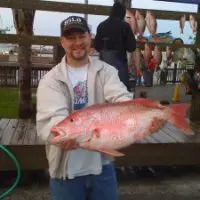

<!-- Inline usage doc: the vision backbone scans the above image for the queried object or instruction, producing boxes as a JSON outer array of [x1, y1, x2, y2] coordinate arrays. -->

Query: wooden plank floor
[[0, 118, 200, 171], [0, 118, 43, 145]]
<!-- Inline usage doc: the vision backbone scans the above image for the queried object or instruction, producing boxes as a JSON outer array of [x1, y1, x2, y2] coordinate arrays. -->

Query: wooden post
[[189, 5, 200, 123], [53, 44, 65, 64], [12, 9, 36, 119], [84, 0, 88, 22], [173, 63, 177, 84], [195, 5, 200, 49], [190, 91, 200, 121]]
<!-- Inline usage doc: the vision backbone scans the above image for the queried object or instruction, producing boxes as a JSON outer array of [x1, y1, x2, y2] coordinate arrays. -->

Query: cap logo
[[61, 16, 90, 35], [64, 17, 82, 26]]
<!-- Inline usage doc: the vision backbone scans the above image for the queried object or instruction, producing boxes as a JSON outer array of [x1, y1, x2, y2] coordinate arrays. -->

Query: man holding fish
[[36, 10, 193, 200], [36, 14, 134, 200]]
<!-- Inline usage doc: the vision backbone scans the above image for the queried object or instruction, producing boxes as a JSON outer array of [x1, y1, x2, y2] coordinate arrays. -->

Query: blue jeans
[[50, 163, 118, 200]]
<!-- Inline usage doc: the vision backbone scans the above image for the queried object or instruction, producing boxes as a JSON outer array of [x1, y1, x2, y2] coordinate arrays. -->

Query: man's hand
[[59, 139, 79, 150]]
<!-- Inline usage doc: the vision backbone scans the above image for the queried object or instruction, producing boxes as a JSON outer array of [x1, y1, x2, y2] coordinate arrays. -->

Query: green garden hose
[[0, 144, 21, 200]]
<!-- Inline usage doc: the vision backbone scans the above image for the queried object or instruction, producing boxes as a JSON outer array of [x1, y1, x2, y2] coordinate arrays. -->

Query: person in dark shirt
[[94, 2, 136, 91]]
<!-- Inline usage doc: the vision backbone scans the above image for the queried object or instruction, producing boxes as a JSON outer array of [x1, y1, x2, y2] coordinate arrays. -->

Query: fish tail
[[167, 103, 193, 135]]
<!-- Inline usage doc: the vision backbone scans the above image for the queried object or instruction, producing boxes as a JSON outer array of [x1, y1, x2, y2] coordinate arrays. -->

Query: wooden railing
[[0, 63, 52, 88], [0, 62, 188, 88]]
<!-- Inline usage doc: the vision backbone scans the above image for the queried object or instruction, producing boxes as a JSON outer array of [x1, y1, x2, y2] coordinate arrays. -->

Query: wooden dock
[[0, 118, 200, 171]]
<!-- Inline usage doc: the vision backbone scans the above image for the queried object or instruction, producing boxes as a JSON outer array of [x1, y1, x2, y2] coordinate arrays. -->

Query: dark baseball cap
[[60, 16, 90, 36]]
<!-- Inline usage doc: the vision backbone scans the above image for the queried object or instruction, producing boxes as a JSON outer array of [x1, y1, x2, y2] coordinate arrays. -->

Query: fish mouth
[[50, 127, 59, 136], [50, 127, 62, 140], [50, 126, 67, 136], [50, 130, 69, 145], [49, 128, 62, 145]]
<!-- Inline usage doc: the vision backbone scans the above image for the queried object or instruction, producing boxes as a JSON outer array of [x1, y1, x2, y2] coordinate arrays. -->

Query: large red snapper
[[50, 98, 193, 157]]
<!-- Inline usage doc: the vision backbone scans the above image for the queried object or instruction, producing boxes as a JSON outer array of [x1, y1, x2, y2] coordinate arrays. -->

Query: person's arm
[[124, 23, 136, 53], [101, 63, 133, 102], [36, 79, 69, 143]]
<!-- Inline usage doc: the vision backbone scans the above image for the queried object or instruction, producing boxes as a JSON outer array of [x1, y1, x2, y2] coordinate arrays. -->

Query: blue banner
[[154, 0, 200, 4]]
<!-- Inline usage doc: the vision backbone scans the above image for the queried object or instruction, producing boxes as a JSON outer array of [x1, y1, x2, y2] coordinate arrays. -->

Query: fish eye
[[70, 118, 74, 122]]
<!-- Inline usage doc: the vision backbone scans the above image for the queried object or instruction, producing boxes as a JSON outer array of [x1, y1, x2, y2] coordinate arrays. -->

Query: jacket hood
[[109, 2, 126, 20]]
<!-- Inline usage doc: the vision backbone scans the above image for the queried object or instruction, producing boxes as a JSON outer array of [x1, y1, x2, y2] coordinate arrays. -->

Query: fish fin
[[134, 98, 165, 109], [168, 103, 193, 135], [80, 143, 125, 157], [97, 148, 125, 157]]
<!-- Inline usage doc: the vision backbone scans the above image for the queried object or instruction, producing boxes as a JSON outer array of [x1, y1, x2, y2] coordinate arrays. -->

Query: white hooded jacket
[[36, 55, 133, 179]]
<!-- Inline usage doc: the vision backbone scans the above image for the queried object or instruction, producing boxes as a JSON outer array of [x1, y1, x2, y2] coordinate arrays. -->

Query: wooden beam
[[0, 34, 196, 51], [116, 143, 200, 166], [136, 42, 196, 51], [0, 145, 47, 171], [0, 62, 53, 69], [1, 143, 200, 171], [0, 34, 59, 45], [0, 0, 199, 20], [195, 5, 200, 47], [155, 0, 199, 4], [0, 0, 110, 16]]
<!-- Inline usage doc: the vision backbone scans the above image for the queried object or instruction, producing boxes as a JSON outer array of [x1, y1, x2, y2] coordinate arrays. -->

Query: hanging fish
[[145, 11, 151, 33], [144, 43, 152, 66], [132, 47, 141, 70], [179, 14, 186, 34], [127, 52, 133, 68], [153, 45, 162, 68], [145, 11, 158, 40], [166, 46, 173, 66], [189, 14, 197, 33], [135, 10, 146, 41], [125, 9, 138, 35]]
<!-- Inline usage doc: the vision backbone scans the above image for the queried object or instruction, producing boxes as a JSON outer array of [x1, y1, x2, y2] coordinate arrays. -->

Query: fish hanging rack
[[0, 0, 199, 50], [1, 0, 200, 21]]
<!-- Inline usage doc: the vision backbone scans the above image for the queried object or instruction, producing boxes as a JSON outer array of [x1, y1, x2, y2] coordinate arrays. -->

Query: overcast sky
[[0, 0, 198, 44]]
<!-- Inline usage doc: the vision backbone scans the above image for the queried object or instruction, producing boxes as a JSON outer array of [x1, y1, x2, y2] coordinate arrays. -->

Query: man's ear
[[60, 36, 65, 49], [88, 33, 92, 47]]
